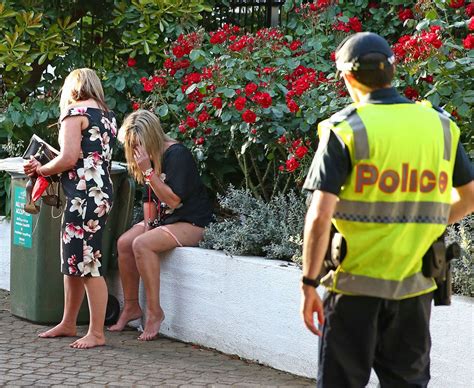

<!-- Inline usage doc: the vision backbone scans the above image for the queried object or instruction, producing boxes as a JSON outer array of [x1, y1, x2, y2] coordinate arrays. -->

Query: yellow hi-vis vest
[[319, 101, 459, 300]]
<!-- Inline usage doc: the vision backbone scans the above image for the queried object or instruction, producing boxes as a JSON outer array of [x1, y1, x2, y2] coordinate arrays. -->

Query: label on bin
[[13, 187, 32, 248]]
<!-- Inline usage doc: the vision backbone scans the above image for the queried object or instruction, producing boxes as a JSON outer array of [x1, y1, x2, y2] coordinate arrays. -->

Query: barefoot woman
[[24, 68, 117, 348], [109, 110, 212, 340]]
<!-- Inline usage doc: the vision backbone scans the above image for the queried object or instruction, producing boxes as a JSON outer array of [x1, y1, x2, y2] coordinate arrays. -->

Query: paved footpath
[[0, 289, 314, 387]]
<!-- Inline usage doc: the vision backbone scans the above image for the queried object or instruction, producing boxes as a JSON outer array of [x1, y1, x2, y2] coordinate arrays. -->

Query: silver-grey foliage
[[446, 215, 473, 297], [201, 186, 306, 263]]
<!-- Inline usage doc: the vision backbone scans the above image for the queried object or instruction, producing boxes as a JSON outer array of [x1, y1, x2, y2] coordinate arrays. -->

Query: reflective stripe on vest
[[334, 200, 450, 224], [344, 110, 452, 162], [346, 112, 369, 160], [331, 271, 436, 300], [438, 113, 452, 161]]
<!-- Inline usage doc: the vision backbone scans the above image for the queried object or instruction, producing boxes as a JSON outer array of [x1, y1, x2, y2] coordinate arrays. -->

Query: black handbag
[[22, 135, 62, 213]]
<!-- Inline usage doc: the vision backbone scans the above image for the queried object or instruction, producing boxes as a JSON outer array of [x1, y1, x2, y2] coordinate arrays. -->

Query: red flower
[[295, 145, 309, 159], [467, 3, 474, 17], [194, 137, 205, 145], [463, 34, 474, 49], [278, 165, 285, 172], [291, 139, 302, 149], [175, 59, 190, 69], [178, 124, 187, 134], [164, 58, 174, 69], [421, 75, 434, 84], [127, 57, 137, 67], [404, 86, 419, 100], [469, 17, 474, 31], [210, 31, 227, 44], [286, 98, 300, 113], [242, 109, 257, 124], [253, 92, 272, 108], [198, 111, 210, 123], [262, 67, 276, 74], [212, 97, 223, 109], [330, 51, 336, 62], [349, 17, 362, 32], [278, 135, 287, 144], [398, 8, 414, 22], [186, 102, 196, 113], [289, 40, 302, 51], [152, 76, 167, 88], [186, 116, 198, 128], [234, 96, 247, 111], [451, 110, 461, 121], [245, 82, 258, 95], [172, 45, 186, 59], [250, 128, 257, 135], [448, 0, 464, 8], [286, 157, 300, 173], [204, 127, 212, 135], [143, 80, 154, 92], [132, 102, 140, 111]]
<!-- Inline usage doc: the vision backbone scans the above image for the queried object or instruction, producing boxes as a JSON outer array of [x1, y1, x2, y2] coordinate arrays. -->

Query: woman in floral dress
[[24, 68, 117, 349]]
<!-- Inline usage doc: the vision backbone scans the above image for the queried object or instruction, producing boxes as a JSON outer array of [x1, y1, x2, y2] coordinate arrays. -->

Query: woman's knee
[[117, 232, 135, 256], [132, 235, 149, 258]]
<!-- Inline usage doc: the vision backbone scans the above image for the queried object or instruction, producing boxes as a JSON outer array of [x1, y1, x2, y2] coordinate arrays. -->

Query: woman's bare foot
[[38, 323, 76, 338], [138, 310, 165, 341], [108, 305, 143, 331], [70, 332, 105, 349]]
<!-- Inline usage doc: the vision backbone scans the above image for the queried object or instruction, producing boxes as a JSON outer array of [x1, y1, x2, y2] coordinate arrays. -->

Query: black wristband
[[302, 275, 320, 288]]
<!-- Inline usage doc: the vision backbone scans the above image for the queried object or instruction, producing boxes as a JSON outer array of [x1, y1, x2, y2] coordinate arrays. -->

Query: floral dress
[[59, 107, 117, 277]]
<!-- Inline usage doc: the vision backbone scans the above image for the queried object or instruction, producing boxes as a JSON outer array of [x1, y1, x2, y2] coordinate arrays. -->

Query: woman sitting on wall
[[109, 110, 213, 340]]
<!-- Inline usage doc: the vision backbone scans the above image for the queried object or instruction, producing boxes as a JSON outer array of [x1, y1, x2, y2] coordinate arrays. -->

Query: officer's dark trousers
[[317, 292, 433, 388]]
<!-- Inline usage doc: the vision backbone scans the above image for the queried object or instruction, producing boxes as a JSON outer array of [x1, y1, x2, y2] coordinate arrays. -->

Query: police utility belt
[[314, 228, 459, 306]]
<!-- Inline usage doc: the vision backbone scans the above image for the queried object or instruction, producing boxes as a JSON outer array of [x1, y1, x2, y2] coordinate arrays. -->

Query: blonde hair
[[118, 110, 173, 184], [59, 68, 108, 116]]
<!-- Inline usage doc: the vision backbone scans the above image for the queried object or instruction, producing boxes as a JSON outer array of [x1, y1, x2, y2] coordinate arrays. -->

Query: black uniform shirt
[[303, 87, 474, 195]]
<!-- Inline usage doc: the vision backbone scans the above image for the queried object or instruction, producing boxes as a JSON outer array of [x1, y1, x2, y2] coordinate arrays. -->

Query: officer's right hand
[[300, 286, 325, 336]]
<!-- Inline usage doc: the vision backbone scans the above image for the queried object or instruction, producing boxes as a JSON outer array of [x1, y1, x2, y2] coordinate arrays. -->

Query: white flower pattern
[[61, 107, 117, 278]]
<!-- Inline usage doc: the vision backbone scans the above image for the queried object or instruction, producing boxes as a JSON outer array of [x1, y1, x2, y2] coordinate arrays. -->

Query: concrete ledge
[[109, 247, 473, 384], [110, 247, 320, 378]]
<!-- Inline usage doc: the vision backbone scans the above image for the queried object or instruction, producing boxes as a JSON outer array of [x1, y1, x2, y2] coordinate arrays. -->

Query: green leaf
[[223, 88, 236, 98], [38, 111, 49, 123], [155, 104, 169, 117], [189, 49, 201, 61], [221, 111, 232, 122], [185, 84, 198, 94], [244, 71, 257, 81], [115, 77, 126, 91], [444, 62, 456, 70], [106, 97, 117, 110]]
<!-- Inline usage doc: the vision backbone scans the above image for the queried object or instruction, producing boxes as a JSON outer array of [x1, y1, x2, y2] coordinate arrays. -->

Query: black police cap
[[335, 32, 395, 73]]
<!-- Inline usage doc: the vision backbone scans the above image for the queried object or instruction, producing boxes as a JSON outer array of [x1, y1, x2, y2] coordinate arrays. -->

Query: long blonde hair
[[118, 110, 173, 184], [59, 68, 108, 116]]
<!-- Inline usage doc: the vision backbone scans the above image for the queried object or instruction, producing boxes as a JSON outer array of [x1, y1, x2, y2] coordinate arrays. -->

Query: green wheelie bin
[[5, 160, 134, 324]]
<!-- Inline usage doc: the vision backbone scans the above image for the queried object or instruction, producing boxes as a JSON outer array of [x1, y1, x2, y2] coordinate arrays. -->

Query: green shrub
[[201, 186, 306, 262], [446, 215, 473, 297]]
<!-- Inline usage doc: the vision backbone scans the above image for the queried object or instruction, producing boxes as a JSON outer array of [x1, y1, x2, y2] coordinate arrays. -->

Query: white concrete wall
[[133, 248, 320, 378], [0, 218, 10, 291], [108, 247, 473, 385]]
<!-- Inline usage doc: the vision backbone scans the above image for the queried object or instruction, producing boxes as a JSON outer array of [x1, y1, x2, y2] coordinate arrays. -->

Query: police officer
[[300, 32, 474, 388]]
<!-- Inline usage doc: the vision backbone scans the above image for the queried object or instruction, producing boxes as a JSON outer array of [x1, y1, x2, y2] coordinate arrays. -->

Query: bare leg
[[108, 224, 145, 331], [70, 276, 107, 349], [133, 223, 204, 341], [39, 275, 84, 338]]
